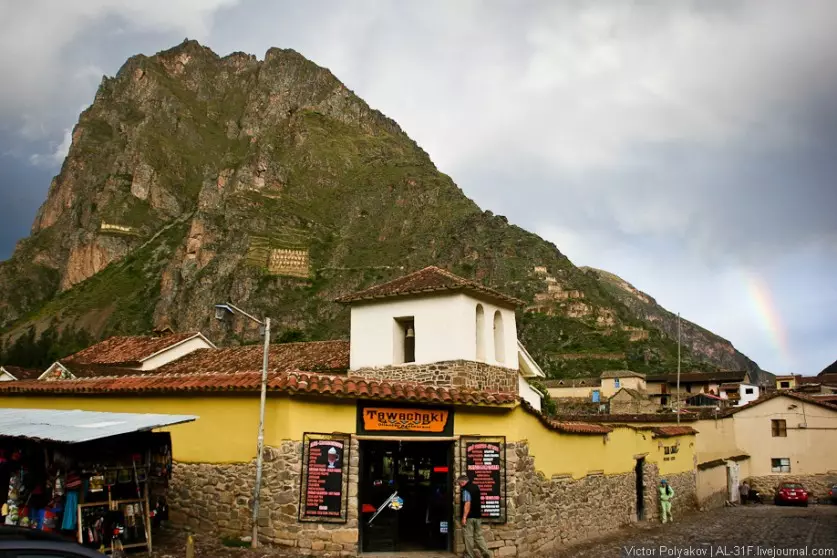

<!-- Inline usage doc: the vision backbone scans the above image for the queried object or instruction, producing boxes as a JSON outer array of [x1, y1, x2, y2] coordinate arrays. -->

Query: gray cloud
[[0, 0, 835, 373]]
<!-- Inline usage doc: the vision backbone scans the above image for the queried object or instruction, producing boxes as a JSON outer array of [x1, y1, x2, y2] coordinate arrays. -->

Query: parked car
[[774, 482, 809, 506], [830, 485, 837, 504], [0, 526, 104, 558]]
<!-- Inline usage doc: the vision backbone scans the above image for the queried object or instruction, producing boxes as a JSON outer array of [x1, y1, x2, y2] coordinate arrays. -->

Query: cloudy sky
[[1, 0, 835, 374]]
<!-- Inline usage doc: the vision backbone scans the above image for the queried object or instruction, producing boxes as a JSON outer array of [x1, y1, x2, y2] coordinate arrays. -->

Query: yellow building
[[775, 374, 799, 390], [0, 267, 698, 557]]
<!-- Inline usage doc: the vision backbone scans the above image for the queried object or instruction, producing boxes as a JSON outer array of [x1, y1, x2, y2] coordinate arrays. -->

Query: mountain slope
[[0, 40, 767, 381]]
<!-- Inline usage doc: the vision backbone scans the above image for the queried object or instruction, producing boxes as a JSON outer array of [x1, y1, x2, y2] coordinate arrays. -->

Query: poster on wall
[[460, 436, 506, 523], [299, 433, 351, 523]]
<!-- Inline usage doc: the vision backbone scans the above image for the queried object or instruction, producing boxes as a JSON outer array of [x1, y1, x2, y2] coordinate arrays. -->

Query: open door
[[635, 457, 645, 521]]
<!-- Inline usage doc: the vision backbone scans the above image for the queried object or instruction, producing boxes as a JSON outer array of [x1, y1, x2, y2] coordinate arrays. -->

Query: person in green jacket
[[659, 479, 675, 523]]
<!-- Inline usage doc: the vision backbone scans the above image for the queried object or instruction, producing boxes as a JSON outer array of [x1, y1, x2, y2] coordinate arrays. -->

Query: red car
[[774, 482, 809, 506]]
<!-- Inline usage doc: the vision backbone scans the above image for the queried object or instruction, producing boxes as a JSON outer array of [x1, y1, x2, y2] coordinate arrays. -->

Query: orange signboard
[[362, 408, 450, 433]]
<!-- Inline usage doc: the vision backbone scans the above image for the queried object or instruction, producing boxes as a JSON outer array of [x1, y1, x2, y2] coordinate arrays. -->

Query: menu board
[[301, 437, 346, 521], [464, 440, 503, 520]]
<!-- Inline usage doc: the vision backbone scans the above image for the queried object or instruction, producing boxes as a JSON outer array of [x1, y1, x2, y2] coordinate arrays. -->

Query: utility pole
[[214, 303, 270, 548], [676, 312, 681, 425]]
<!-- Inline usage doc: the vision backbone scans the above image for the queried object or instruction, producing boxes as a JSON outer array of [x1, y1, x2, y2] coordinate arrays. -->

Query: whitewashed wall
[[140, 336, 214, 370], [349, 293, 518, 370]]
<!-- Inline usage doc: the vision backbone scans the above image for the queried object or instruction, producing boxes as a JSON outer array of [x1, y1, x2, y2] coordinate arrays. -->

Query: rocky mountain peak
[[0, 41, 769, 382]]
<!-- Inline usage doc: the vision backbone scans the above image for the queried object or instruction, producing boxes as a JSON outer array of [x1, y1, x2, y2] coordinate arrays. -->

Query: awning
[[0, 408, 198, 443]]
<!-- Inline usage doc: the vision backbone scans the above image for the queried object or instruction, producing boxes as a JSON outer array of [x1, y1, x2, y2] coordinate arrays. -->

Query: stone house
[[609, 387, 658, 414], [0, 266, 699, 557]]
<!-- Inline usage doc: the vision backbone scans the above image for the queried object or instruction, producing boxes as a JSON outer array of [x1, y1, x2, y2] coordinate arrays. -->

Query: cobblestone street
[[551, 505, 837, 558]]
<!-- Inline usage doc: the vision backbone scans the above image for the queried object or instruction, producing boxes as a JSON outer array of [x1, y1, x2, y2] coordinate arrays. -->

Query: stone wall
[[168, 439, 698, 557], [353, 360, 517, 393], [169, 438, 360, 557], [450, 444, 697, 557], [747, 473, 837, 502]]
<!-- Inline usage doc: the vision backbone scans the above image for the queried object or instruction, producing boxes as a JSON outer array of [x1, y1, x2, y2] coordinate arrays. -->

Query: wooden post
[[144, 481, 152, 555]]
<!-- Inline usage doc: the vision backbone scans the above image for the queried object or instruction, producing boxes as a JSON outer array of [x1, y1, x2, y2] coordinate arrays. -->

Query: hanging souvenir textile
[[88, 475, 105, 493]]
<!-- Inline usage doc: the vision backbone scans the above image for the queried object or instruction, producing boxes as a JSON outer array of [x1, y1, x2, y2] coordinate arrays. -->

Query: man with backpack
[[457, 474, 490, 558]]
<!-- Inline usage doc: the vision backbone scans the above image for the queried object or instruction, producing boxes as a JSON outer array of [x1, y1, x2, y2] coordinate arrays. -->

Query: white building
[[338, 266, 545, 410]]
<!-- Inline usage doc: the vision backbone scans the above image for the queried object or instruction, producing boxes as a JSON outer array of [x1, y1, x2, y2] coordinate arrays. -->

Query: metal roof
[[0, 408, 198, 443]]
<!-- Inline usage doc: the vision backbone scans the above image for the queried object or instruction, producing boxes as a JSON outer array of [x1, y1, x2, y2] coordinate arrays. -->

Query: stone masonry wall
[[450, 443, 698, 557], [169, 438, 360, 557], [747, 473, 837, 502], [353, 360, 517, 393], [168, 439, 698, 557]]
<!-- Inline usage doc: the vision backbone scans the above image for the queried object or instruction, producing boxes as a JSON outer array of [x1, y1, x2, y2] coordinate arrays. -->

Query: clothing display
[[0, 432, 174, 554]]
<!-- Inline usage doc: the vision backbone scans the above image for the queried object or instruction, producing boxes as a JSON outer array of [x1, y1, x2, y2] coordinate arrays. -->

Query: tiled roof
[[650, 426, 697, 438], [335, 266, 523, 308], [155, 341, 350, 375], [552, 412, 704, 423], [0, 370, 516, 406], [611, 387, 646, 401], [600, 370, 645, 379], [542, 377, 600, 388], [647, 370, 747, 384], [61, 332, 202, 367], [520, 400, 612, 435], [726, 390, 837, 415], [0, 366, 42, 380]]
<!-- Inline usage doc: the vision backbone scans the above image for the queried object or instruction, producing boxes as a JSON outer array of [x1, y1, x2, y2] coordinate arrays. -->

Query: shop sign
[[460, 436, 506, 523], [358, 405, 453, 436], [298, 433, 351, 523]]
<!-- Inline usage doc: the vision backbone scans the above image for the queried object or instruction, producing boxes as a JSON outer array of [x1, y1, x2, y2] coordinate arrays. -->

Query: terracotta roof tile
[[646, 371, 748, 384], [0, 366, 42, 380], [335, 266, 523, 307], [520, 400, 612, 435], [650, 426, 697, 437], [62, 332, 202, 367], [600, 370, 645, 379], [155, 340, 350, 375], [0, 370, 516, 407]]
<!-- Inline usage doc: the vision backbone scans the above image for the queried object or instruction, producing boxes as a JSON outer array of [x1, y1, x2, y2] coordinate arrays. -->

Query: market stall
[[0, 408, 197, 555]]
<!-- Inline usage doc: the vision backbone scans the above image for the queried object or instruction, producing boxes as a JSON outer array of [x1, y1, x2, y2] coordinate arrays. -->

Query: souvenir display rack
[[1, 431, 173, 556]]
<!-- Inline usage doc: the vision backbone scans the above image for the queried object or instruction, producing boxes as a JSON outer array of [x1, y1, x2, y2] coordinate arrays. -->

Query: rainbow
[[741, 270, 792, 370]]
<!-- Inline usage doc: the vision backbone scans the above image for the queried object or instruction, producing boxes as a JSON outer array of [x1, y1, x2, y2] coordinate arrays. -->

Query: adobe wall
[[352, 360, 517, 393], [167, 439, 698, 557]]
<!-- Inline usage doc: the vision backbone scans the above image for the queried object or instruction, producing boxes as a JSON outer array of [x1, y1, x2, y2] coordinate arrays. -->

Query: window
[[393, 317, 415, 364], [661, 396, 669, 406], [771, 419, 787, 437], [771, 458, 791, 473], [614, 378, 621, 388], [493, 311, 505, 363], [780, 381, 790, 389], [475, 304, 486, 361], [745, 388, 754, 395], [592, 390, 600, 403]]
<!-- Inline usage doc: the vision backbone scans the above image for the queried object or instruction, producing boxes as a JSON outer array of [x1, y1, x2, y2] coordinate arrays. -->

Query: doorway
[[635, 457, 645, 521], [359, 440, 453, 553]]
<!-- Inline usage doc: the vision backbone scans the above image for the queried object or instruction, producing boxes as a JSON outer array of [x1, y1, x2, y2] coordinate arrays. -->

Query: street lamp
[[214, 302, 271, 549]]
